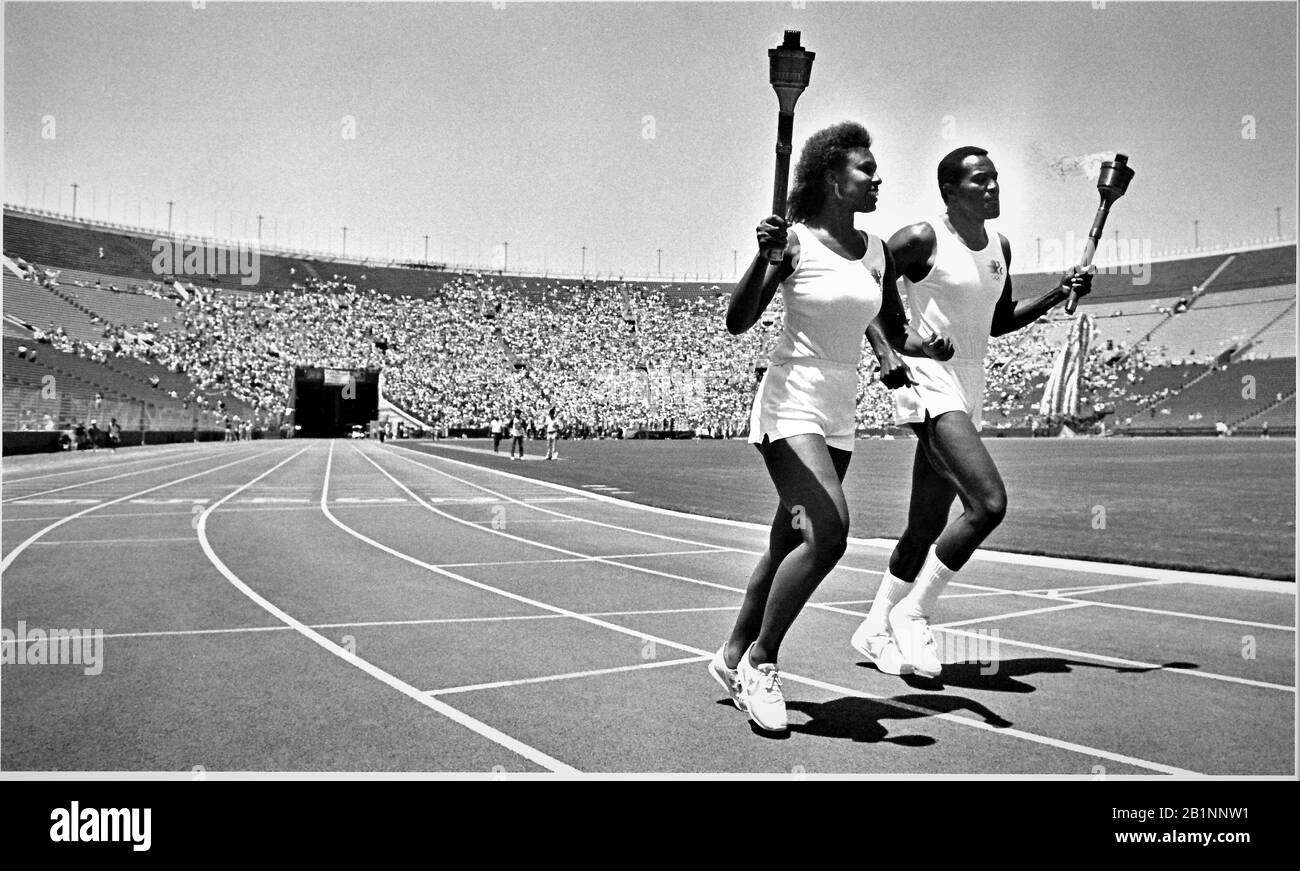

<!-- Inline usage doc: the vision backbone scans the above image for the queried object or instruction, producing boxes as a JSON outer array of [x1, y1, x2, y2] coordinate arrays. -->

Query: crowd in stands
[[8, 249, 1233, 438], [79, 269, 1189, 435]]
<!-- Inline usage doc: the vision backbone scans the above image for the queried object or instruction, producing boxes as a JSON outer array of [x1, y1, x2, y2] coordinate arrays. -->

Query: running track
[[1, 440, 1294, 775]]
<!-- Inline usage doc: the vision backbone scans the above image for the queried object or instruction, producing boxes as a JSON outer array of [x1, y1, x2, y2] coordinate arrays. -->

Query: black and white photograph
[[1, 0, 1296, 807]]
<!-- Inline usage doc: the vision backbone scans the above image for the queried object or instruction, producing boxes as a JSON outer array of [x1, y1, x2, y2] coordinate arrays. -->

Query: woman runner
[[710, 121, 951, 731]]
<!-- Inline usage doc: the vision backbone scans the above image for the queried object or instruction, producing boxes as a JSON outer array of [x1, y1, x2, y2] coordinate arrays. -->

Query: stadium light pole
[[581, 245, 587, 277], [1035, 236, 1041, 267], [1193, 219, 1199, 249], [657, 248, 663, 276], [1276, 206, 1282, 238], [424, 235, 429, 263], [503, 241, 509, 273], [733, 249, 738, 276], [342, 226, 348, 257], [167, 201, 174, 233], [257, 214, 264, 244], [71, 183, 79, 220]]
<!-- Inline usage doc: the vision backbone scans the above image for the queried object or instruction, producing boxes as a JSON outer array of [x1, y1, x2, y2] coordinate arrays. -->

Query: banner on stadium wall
[[1038, 313, 1093, 418]]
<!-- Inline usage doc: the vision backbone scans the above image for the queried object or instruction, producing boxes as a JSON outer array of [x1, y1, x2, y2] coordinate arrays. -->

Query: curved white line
[[2, 448, 254, 504], [195, 441, 574, 774], [367, 444, 1296, 693], [389, 441, 1291, 593], [339, 442, 1200, 776], [0, 442, 209, 484], [381, 444, 1298, 640], [1, 446, 285, 574]]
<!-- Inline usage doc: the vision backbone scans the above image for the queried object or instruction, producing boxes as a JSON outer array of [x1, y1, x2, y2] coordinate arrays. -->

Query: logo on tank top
[[988, 260, 1004, 281]]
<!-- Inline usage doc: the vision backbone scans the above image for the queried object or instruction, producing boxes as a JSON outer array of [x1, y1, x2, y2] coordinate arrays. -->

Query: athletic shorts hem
[[748, 423, 856, 453], [749, 361, 858, 453]]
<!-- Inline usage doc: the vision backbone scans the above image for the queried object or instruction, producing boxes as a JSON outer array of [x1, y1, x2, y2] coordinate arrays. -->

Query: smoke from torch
[[1043, 150, 1115, 183]]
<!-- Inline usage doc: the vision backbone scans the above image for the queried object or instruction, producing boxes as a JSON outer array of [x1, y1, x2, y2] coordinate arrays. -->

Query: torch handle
[[763, 110, 796, 263], [1066, 198, 1114, 314]]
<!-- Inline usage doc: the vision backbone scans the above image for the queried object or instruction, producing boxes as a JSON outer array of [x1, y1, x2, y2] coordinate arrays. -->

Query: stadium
[[1, 2, 1296, 783]]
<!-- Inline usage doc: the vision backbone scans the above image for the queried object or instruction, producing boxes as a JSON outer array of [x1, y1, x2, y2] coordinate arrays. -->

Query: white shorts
[[749, 360, 858, 452], [893, 358, 986, 431]]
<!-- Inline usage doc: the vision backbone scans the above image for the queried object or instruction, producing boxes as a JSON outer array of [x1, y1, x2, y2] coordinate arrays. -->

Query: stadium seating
[[1014, 252, 1225, 305], [1122, 358, 1295, 430], [1239, 299, 1297, 360], [4, 207, 1293, 438], [1013, 244, 1295, 305], [1210, 244, 1298, 293], [1238, 394, 1295, 431], [2, 274, 107, 344], [56, 282, 184, 331], [1150, 286, 1296, 361], [4, 208, 728, 301]]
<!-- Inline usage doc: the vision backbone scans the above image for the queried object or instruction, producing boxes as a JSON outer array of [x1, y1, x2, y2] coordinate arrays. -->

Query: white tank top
[[769, 223, 886, 368], [902, 215, 1007, 366]]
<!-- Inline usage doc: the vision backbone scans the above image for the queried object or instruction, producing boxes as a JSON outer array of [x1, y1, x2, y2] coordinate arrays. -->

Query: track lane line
[[32, 536, 197, 546], [808, 601, 1294, 693], [15, 605, 745, 644], [0, 443, 208, 484], [0, 444, 290, 574], [198, 440, 575, 773], [391, 441, 1287, 591], [372, 443, 1294, 690], [341, 442, 1200, 775], [382, 445, 1290, 616], [1, 505, 328, 522], [425, 656, 709, 697], [938, 577, 1295, 633], [936, 601, 1095, 629], [433, 548, 728, 569], [1, 447, 263, 504]]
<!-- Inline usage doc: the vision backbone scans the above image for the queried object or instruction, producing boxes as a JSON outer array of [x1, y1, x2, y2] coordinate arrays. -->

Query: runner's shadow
[[785, 698, 929, 744], [714, 690, 1013, 742], [887, 657, 1157, 693], [783, 693, 1011, 744]]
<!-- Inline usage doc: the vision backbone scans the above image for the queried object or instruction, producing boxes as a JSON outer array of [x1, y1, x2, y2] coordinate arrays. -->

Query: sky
[[3, 1, 1297, 279]]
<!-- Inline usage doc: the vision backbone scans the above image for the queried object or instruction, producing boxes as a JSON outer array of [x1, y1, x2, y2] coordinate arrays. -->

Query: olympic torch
[[1066, 153, 1135, 314], [762, 31, 815, 263]]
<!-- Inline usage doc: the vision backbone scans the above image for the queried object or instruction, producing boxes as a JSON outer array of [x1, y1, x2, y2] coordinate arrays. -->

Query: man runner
[[852, 146, 1093, 678]]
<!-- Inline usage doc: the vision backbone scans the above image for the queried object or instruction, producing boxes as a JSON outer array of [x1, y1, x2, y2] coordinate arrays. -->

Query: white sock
[[863, 570, 912, 634], [897, 547, 956, 618]]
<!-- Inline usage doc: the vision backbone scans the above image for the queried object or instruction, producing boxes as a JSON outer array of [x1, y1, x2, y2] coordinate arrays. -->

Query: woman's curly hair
[[786, 121, 873, 223]]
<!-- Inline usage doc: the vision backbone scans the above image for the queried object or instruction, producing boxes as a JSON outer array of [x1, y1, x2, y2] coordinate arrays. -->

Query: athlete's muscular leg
[[723, 501, 801, 668], [725, 438, 852, 667], [920, 411, 1007, 570], [887, 431, 959, 581], [733, 434, 852, 666]]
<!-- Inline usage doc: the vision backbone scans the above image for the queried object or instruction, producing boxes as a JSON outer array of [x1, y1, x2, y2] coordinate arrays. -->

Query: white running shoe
[[850, 621, 913, 676], [888, 608, 943, 678], [737, 644, 788, 732], [708, 645, 746, 712]]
